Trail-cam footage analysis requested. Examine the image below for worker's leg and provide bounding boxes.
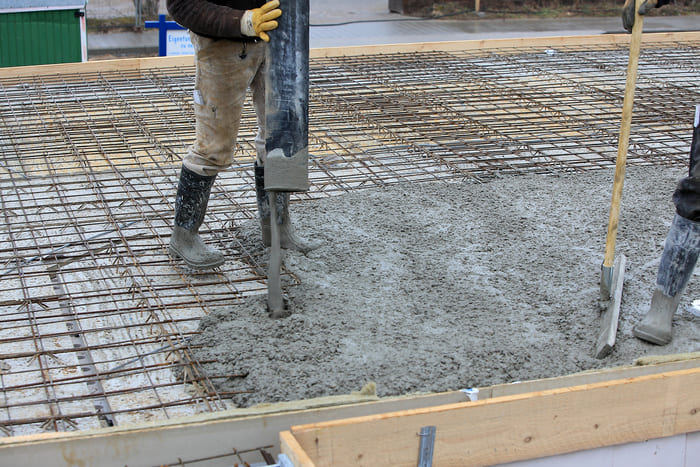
[170,35,265,269]
[634,106,700,344]
[250,60,321,253]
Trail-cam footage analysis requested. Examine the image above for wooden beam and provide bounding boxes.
[0,55,195,79]
[290,368,700,466]
[280,430,316,467]
[1,32,698,79]
[484,353,700,398]
[308,31,700,58]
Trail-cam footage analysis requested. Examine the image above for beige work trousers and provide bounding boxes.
[183,32,267,176]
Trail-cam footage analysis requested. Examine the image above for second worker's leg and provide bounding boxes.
[634,106,700,344]
[633,214,700,344]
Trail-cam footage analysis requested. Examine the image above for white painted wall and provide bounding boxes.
[504,432,700,467]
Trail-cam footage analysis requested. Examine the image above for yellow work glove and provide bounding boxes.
[621,0,670,33]
[241,0,282,42]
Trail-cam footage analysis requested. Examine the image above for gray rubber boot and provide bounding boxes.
[255,163,321,253]
[633,214,700,345]
[169,167,225,269]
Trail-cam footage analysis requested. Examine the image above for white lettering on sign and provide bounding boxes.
[166,30,194,56]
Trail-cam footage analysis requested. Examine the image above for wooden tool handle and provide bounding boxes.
[603,0,644,268]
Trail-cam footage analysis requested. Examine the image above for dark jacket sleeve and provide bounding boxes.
[673,113,700,222]
[167,0,246,39]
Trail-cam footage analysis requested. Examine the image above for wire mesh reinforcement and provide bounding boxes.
[0,41,698,436]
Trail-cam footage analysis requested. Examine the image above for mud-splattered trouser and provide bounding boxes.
[672,108,700,221]
[183,33,267,177]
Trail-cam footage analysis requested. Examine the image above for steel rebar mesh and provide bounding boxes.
[0,40,697,436]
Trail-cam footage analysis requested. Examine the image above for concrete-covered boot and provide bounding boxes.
[169,167,225,269]
[255,163,321,253]
[633,214,700,345]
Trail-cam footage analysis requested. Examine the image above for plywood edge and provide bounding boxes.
[0,55,195,79]
[292,367,700,432]
[289,367,700,466]
[1,32,699,78]
[309,31,700,58]
[486,353,700,398]
[0,393,379,447]
[280,431,317,467]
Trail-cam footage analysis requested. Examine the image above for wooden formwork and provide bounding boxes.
[1,31,699,79]
[0,356,697,466]
[281,365,700,466]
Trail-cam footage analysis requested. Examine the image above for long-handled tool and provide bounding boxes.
[595,0,645,359]
[265,0,310,318]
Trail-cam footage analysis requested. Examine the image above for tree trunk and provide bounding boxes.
[133,0,160,21]
[388,0,434,15]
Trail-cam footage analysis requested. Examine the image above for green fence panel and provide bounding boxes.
[0,9,81,67]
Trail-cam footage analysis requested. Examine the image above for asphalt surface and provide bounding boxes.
[86,0,700,56]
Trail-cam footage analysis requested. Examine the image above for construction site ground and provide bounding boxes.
[0,33,699,441]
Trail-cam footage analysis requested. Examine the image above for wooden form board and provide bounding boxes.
[1,31,699,79]
[285,368,700,466]
[0,358,697,466]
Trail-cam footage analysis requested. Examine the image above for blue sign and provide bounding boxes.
[145,14,192,56]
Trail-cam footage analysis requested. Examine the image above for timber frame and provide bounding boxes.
[282,365,700,466]
[1,31,699,79]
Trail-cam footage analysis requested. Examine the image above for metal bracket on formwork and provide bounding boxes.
[460,387,480,401]
[275,453,295,467]
[418,425,437,467]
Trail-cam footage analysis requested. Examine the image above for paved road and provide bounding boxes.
[85,0,700,55]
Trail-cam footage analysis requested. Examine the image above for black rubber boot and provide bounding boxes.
[169,167,225,269]
[633,214,700,345]
[255,163,321,253]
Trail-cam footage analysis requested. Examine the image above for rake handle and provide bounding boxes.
[603,0,644,268]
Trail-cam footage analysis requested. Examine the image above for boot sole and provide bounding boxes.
[632,324,672,346]
[169,245,225,270]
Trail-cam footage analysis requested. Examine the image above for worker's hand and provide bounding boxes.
[622,0,670,33]
[241,0,282,42]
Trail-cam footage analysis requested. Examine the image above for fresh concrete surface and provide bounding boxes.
[191,166,700,408]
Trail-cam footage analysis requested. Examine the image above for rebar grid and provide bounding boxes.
[0,41,697,436]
